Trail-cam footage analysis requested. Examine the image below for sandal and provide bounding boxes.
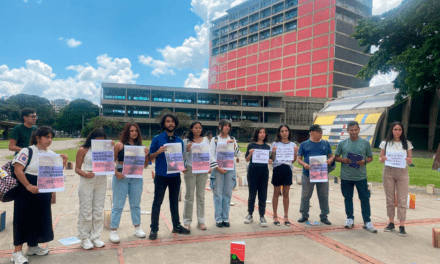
[284,217,291,226]
[273,217,281,226]
[197,223,207,230]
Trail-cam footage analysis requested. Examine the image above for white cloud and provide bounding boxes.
[0,55,139,103]
[138,55,175,76]
[66,38,82,48]
[370,71,398,87]
[184,68,209,88]
[372,0,402,15]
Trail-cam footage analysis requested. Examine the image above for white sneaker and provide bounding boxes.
[10,251,28,264]
[259,217,268,227]
[134,227,146,238]
[91,238,105,248]
[363,222,378,233]
[244,214,253,224]
[344,218,354,229]
[80,238,94,250]
[25,246,49,256]
[109,231,120,243]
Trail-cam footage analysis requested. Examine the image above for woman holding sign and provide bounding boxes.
[110,123,149,243]
[75,128,109,249]
[182,121,211,230]
[244,127,272,227]
[379,122,413,236]
[271,125,297,226]
[11,126,67,264]
[209,119,240,228]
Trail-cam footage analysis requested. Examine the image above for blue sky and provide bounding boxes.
[0,0,402,104]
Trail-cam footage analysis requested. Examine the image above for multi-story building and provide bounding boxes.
[51,99,70,113]
[100,83,326,141]
[209,0,372,98]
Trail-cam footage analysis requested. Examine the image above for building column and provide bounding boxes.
[149,125,152,140]
[402,97,412,134]
[379,109,389,144]
[428,90,440,151]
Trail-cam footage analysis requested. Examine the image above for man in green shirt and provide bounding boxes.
[335,121,376,233]
[9,108,37,154]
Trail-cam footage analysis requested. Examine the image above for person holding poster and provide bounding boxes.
[379,122,413,236]
[209,119,240,228]
[297,125,334,225]
[270,125,297,226]
[182,121,211,231]
[335,121,376,233]
[11,126,67,264]
[244,127,272,227]
[109,123,149,244]
[148,114,190,240]
[75,128,111,249]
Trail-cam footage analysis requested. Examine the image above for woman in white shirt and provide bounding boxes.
[75,128,109,250]
[379,122,413,236]
[182,121,211,230]
[11,126,67,264]
[209,119,240,228]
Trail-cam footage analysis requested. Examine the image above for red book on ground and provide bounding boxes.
[231,241,245,264]
[433,228,440,248]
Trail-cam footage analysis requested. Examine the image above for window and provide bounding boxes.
[260,8,271,19]
[238,37,248,47]
[211,29,220,39]
[249,13,259,23]
[103,88,125,100]
[103,105,125,117]
[229,31,238,41]
[229,22,238,31]
[127,106,150,118]
[249,3,259,14]
[127,89,149,101]
[260,18,270,30]
[212,48,219,56]
[286,0,298,8]
[249,23,259,33]
[152,91,172,103]
[220,44,228,53]
[285,8,297,20]
[272,25,283,36]
[220,35,228,44]
[230,12,238,21]
[272,2,284,14]
[285,20,297,32]
[212,38,219,46]
[242,100,260,107]
[261,0,271,8]
[220,26,228,35]
[239,17,248,27]
[239,8,248,18]
[272,14,283,25]
[249,33,258,43]
[229,41,238,50]
[238,28,248,37]
[260,29,270,40]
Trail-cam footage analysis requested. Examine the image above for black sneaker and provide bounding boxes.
[172,225,190,235]
[148,229,158,240]
[321,218,331,225]
[223,221,230,227]
[399,226,406,237]
[383,222,395,232]
[216,222,224,228]
[298,216,308,223]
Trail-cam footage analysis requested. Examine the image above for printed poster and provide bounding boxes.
[92,140,114,175]
[252,149,270,164]
[164,143,184,174]
[216,142,234,171]
[275,145,294,161]
[191,143,210,173]
[385,151,407,169]
[122,146,145,178]
[37,153,65,193]
[309,155,328,183]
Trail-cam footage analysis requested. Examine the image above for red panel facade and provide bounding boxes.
[257,84,268,92]
[283,68,295,79]
[297,65,311,77]
[270,48,283,59]
[298,1,314,16]
[298,27,313,40]
[258,63,269,73]
[271,36,283,48]
[269,82,281,92]
[270,59,282,70]
[311,88,327,98]
[270,71,282,81]
[297,52,311,65]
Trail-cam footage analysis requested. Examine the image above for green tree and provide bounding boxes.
[238,120,254,141]
[353,0,440,100]
[56,99,99,134]
[0,100,20,121]
[6,94,56,125]
[81,116,124,138]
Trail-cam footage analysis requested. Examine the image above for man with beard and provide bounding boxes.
[148,114,190,240]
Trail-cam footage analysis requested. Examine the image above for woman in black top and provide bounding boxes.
[243,127,272,227]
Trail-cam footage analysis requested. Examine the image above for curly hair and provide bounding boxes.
[120,123,142,145]
[160,113,179,130]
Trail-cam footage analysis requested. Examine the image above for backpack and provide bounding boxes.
[324,141,336,173]
[0,148,33,202]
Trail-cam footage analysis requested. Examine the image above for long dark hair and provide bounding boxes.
[275,124,292,142]
[218,119,232,134]
[251,127,268,143]
[385,122,408,150]
[187,121,203,142]
[82,128,107,148]
[120,123,142,145]
[30,126,55,145]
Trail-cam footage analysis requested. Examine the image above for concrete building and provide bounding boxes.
[51,99,70,113]
[100,83,326,141]
[208,0,371,98]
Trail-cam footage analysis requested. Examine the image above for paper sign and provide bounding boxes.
[58,237,81,246]
[122,146,145,178]
[191,143,210,173]
[216,142,234,171]
[92,140,114,175]
[385,151,407,169]
[309,155,328,182]
[275,145,294,161]
[347,152,362,169]
[164,143,184,174]
[37,154,64,193]
[252,149,270,164]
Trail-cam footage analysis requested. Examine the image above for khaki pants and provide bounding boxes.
[382,166,409,221]
[183,166,208,225]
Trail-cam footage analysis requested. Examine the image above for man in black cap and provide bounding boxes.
[296,124,334,225]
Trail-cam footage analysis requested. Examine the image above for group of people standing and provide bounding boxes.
[6,108,413,264]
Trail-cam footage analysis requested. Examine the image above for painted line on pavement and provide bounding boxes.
[118,248,125,264]
[68,184,77,197]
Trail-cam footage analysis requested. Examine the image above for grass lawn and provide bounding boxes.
[0,141,9,149]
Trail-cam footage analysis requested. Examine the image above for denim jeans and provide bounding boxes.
[341,179,371,223]
[210,168,236,223]
[299,174,329,219]
[110,176,143,229]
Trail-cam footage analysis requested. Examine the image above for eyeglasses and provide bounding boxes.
[27,115,38,119]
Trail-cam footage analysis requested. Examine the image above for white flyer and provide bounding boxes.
[252,149,270,164]
[275,145,294,161]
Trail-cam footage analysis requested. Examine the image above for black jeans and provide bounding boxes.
[247,166,269,217]
[150,175,181,231]
[341,179,371,223]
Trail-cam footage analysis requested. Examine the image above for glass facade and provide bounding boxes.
[152,91,173,103]
[127,106,150,118]
[103,105,125,116]
[197,109,219,121]
[127,89,149,101]
[103,88,125,100]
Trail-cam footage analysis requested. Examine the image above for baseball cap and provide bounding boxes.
[309,124,322,132]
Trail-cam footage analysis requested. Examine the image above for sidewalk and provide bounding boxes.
[1,147,439,263]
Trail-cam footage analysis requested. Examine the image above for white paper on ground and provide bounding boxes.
[58,237,81,246]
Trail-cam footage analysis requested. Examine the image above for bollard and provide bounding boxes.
[427,184,435,194]
[334,177,338,184]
